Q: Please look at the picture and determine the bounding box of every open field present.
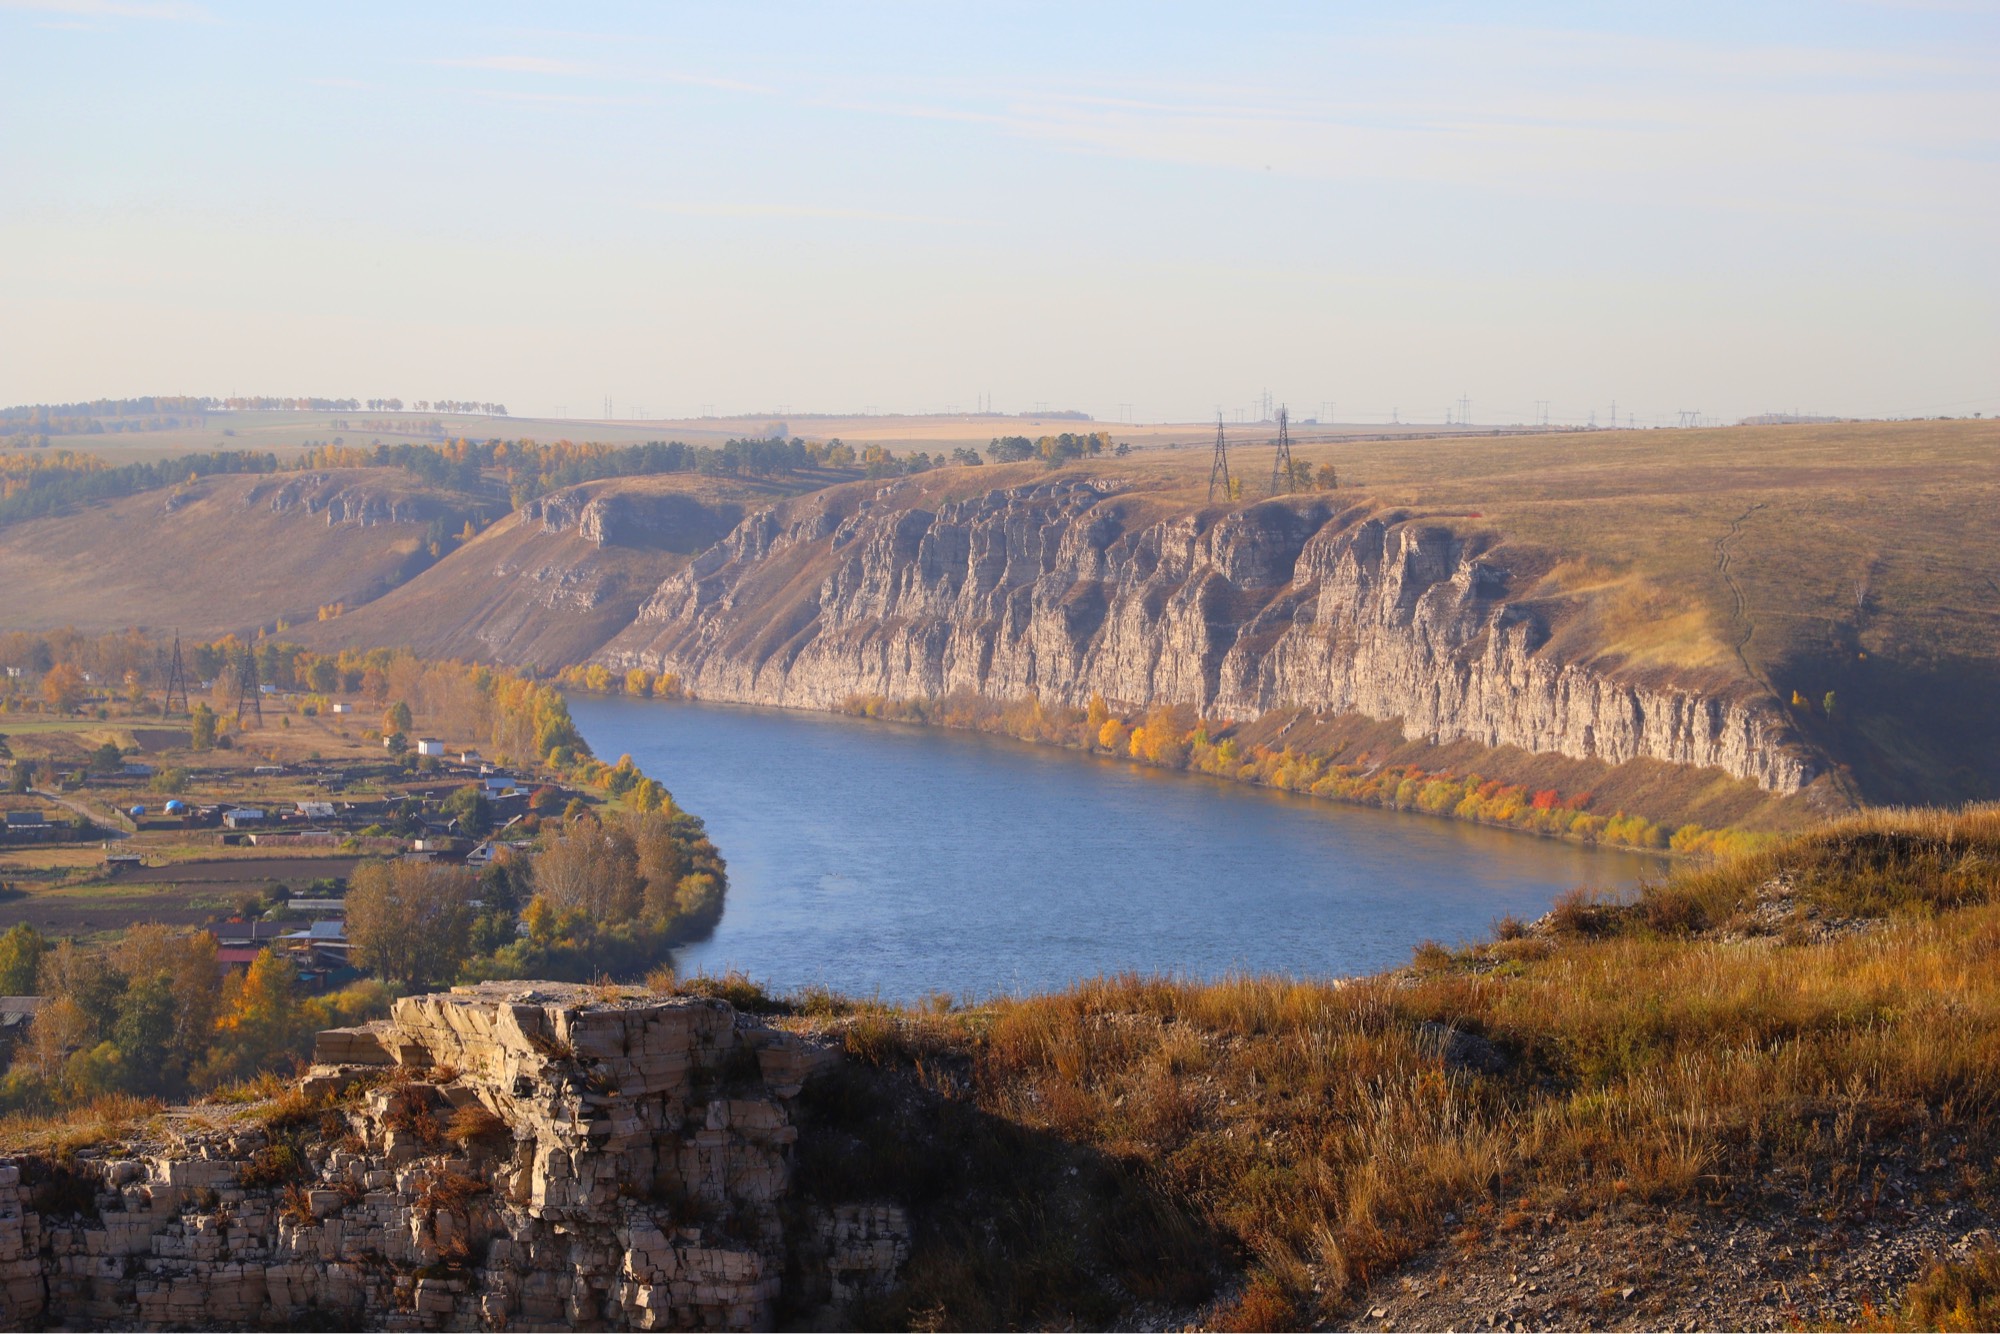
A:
[0,701,443,941]
[30,407,1529,463]
[10,410,685,462]
[0,852,369,936]
[0,883,276,935]
[0,468,477,638]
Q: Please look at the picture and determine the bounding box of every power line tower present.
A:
[162,633,190,717]
[1677,410,1702,428]
[1457,393,1471,427]
[1207,412,1233,503]
[1269,405,1295,495]
[230,649,263,729]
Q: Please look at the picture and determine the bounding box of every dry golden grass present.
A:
[0,1092,166,1155]
[780,804,2000,1328]
[292,471,809,669]
[1860,1247,2000,1332]
[0,468,450,638]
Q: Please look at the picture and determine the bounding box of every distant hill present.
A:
[292,474,802,670]
[0,469,478,638]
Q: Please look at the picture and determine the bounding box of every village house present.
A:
[0,810,57,843]
[0,997,44,1064]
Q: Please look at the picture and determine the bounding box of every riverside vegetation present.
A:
[0,630,725,1131]
[6,805,2000,1330]
[839,690,1767,858]
[558,672,1761,858]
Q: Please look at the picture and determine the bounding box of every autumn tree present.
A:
[189,702,217,750]
[346,859,478,986]
[532,816,641,921]
[306,657,340,694]
[0,923,44,993]
[628,810,688,927]
[1127,702,1194,767]
[202,949,307,1084]
[40,662,82,714]
[384,699,414,736]
[19,997,90,1086]
[441,783,493,837]
[112,924,221,1084]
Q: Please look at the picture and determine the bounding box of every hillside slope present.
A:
[0,469,477,637]
[601,421,2000,808]
[293,474,800,669]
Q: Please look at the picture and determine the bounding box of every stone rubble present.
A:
[0,982,905,1331]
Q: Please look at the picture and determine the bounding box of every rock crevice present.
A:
[0,984,901,1331]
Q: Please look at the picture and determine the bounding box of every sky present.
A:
[1,1,1996,426]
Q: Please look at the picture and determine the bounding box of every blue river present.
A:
[569,695,1665,1003]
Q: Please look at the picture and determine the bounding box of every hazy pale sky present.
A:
[2,1,1995,425]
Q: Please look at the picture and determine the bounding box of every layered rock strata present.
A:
[249,473,450,527]
[604,478,1814,792]
[0,983,904,1331]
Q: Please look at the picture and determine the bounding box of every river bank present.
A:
[565,670,1808,862]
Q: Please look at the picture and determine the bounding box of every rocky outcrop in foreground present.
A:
[0,984,906,1331]
[605,478,1815,792]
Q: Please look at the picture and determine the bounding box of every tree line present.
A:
[0,798,725,1111]
[839,689,1768,859]
[984,431,1116,464]
[0,448,285,525]
[0,422,1142,531]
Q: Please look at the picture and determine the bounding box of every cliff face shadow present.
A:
[600,493,747,553]
[784,1055,1231,1330]
[1779,647,2000,804]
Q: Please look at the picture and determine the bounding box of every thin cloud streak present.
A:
[0,0,214,19]
[469,88,653,109]
[805,22,1997,215]
[431,54,592,76]
[429,53,773,97]
[648,201,969,226]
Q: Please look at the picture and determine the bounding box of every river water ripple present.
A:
[569,696,1667,1003]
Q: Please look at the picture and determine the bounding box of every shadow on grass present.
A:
[784,1056,1232,1330]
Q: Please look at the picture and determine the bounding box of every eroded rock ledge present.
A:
[603,478,1815,792]
[0,984,907,1331]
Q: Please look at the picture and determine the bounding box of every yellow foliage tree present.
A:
[40,662,83,714]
